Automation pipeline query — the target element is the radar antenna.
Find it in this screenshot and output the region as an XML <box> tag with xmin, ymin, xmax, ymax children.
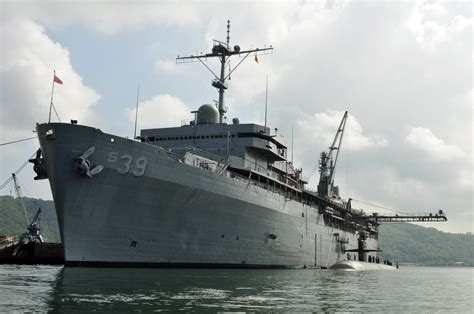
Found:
<box><xmin>176</xmin><ymin>20</ymin><xmax>273</xmax><ymax>123</ymax></box>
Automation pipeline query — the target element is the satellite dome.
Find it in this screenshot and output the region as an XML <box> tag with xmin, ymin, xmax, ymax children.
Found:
<box><xmin>196</xmin><ymin>104</ymin><xmax>219</xmax><ymax>124</ymax></box>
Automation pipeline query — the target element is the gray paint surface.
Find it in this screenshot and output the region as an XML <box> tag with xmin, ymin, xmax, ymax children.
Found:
<box><xmin>36</xmin><ymin>123</ymin><xmax>378</xmax><ymax>268</ymax></box>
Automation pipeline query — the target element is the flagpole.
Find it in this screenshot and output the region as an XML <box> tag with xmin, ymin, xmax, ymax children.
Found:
<box><xmin>48</xmin><ymin>70</ymin><xmax>56</xmax><ymax>123</ymax></box>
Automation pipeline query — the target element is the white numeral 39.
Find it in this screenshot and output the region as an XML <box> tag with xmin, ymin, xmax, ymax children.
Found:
<box><xmin>108</xmin><ymin>152</ymin><xmax>148</xmax><ymax>177</ymax></box>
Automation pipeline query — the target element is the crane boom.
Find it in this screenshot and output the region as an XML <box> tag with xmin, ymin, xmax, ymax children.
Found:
<box><xmin>318</xmin><ymin>111</ymin><xmax>349</xmax><ymax>197</ymax></box>
<box><xmin>328</xmin><ymin>111</ymin><xmax>348</xmax><ymax>191</ymax></box>
<box><xmin>12</xmin><ymin>173</ymin><xmax>29</xmax><ymax>224</ymax></box>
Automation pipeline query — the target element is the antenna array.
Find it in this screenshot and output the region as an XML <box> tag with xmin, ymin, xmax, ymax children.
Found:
<box><xmin>176</xmin><ymin>20</ymin><xmax>273</xmax><ymax>123</ymax></box>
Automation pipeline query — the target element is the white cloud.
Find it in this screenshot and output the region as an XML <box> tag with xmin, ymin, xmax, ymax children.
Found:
<box><xmin>449</xmin><ymin>15</ymin><xmax>473</xmax><ymax>33</ymax></box>
<box><xmin>2</xmin><ymin>1</ymin><xmax>202</xmax><ymax>35</ymax></box>
<box><xmin>456</xmin><ymin>169</ymin><xmax>473</xmax><ymax>190</ymax></box>
<box><xmin>349</xmin><ymin>166</ymin><xmax>428</xmax><ymax>214</ymax></box>
<box><xmin>346</xmin><ymin>164</ymin><xmax>473</xmax><ymax>234</ymax></box>
<box><xmin>127</xmin><ymin>94</ymin><xmax>191</xmax><ymax>130</ymax></box>
<box><xmin>406</xmin><ymin>127</ymin><xmax>465</xmax><ymax>161</ymax></box>
<box><xmin>406</xmin><ymin>1</ymin><xmax>473</xmax><ymax>50</ymax></box>
<box><xmin>154</xmin><ymin>58</ymin><xmax>190</xmax><ymax>77</ymax></box>
<box><xmin>296</xmin><ymin>110</ymin><xmax>388</xmax><ymax>152</ymax></box>
<box><xmin>0</xmin><ymin>19</ymin><xmax>101</xmax><ymax>141</ymax></box>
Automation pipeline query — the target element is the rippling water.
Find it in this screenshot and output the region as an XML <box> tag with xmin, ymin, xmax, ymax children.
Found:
<box><xmin>0</xmin><ymin>265</ymin><xmax>472</xmax><ymax>312</ymax></box>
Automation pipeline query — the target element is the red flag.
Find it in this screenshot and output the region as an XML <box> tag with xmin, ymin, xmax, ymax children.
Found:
<box><xmin>54</xmin><ymin>74</ymin><xmax>63</xmax><ymax>85</ymax></box>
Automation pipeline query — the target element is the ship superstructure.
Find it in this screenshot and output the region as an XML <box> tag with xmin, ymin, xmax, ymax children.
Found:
<box><xmin>29</xmin><ymin>22</ymin><xmax>445</xmax><ymax>268</ymax></box>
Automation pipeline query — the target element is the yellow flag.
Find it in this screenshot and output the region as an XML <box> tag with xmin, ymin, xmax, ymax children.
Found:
<box><xmin>254</xmin><ymin>54</ymin><xmax>259</xmax><ymax>64</ymax></box>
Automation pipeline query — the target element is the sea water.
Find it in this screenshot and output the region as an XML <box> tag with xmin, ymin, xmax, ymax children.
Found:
<box><xmin>0</xmin><ymin>265</ymin><xmax>472</xmax><ymax>312</ymax></box>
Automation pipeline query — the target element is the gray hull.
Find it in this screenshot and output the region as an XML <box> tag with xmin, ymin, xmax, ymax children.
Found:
<box><xmin>37</xmin><ymin>123</ymin><xmax>378</xmax><ymax>268</ymax></box>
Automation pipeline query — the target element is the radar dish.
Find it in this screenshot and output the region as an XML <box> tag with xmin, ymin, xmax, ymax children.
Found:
<box><xmin>196</xmin><ymin>104</ymin><xmax>219</xmax><ymax>124</ymax></box>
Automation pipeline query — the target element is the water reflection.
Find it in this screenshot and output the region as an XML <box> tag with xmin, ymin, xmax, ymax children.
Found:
<box><xmin>0</xmin><ymin>265</ymin><xmax>62</xmax><ymax>312</ymax></box>
<box><xmin>46</xmin><ymin>267</ymin><xmax>387</xmax><ymax>312</ymax></box>
<box><xmin>40</xmin><ymin>266</ymin><xmax>474</xmax><ymax>312</ymax></box>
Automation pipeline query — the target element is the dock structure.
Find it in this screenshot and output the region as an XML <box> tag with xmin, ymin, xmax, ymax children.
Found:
<box><xmin>365</xmin><ymin>211</ymin><xmax>448</xmax><ymax>223</ymax></box>
<box><xmin>0</xmin><ymin>241</ymin><xmax>63</xmax><ymax>265</ymax></box>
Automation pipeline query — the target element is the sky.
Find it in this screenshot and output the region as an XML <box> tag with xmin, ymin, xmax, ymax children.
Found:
<box><xmin>0</xmin><ymin>0</ymin><xmax>472</xmax><ymax>233</ymax></box>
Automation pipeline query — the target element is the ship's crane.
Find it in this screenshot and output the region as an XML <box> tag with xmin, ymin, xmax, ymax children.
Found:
<box><xmin>24</xmin><ymin>207</ymin><xmax>43</xmax><ymax>243</ymax></box>
<box><xmin>11</xmin><ymin>173</ymin><xmax>29</xmax><ymax>225</ymax></box>
<box><xmin>318</xmin><ymin>111</ymin><xmax>348</xmax><ymax>197</ymax></box>
<box><xmin>349</xmin><ymin>199</ymin><xmax>448</xmax><ymax>223</ymax></box>
<box><xmin>11</xmin><ymin>173</ymin><xmax>44</xmax><ymax>243</ymax></box>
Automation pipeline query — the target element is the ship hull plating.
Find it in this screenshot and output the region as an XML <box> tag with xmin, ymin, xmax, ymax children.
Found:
<box><xmin>37</xmin><ymin>123</ymin><xmax>378</xmax><ymax>268</ymax></box>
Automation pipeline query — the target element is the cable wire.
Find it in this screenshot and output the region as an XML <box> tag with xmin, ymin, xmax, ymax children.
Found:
<box><xmin>351</xmin><ymin>199</ymin><xmax>407</xmax><ymax>215</ymax></box>
<box><xmin>0</xmin><ymin>136</ymin><xmax>37</xmax><ymax>146</ymax></box>
<box><xmin>0</xmin><ymin>151</ymin><xmax>37</xmax><ymax>190</ymax></box>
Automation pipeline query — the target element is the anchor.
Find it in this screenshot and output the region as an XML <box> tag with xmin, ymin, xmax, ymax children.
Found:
<box><xmin>29</xmin><ymin>148</ymin><xmax>48</xmax><ymax>180</ymax></box>
<box><xmin>73</xmin><ymin>146</ymin><xmax>103</xmax><ymax>178</ymax></box>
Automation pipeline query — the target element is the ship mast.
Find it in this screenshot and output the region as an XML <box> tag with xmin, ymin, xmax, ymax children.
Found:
<box><xmin>176</xmin><ymin>20</ymin><xmax>273</xmax><ymax>123</ymax></box>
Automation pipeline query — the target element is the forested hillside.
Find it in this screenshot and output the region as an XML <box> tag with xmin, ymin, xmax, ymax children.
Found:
<box><xmin>379</xmin><ymin>223</ymin><xmax>473</xmax><ymax>266</ymax></box>
<box><xmin>1</xmin><ymin>196</ymin><xmax>472</xmax><ymax>266</ymax></box>
<box><xmin>0</xmin><ymin>195</ymin><xmax>60</xmax><ymax>242</ymax></box>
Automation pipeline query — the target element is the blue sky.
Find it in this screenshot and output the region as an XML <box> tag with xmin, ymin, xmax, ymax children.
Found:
<box><xmin>0</xmin><ymin>0</ymin><xmax>472</xmax><ymax>233</ymax></box>
<box><xmin>48</xmin><ymin>25</ymin><xmax>208</xmax><ymax>124</ymax></box>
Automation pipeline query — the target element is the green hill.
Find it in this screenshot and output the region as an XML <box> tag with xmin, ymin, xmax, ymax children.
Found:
<box><xmin>0</xmin><ymin>196</ymin><xmax>472</xmax><ymax>266</ymax></box>
<box><xmin>378</xmin><ymin>223</ymin><xmax>473</xmax><ymax>266</ymax></box>
<box><xmin>0</xmin><ymin>195</ymin><xmax>60</xmax><ymax>242</ymax></box>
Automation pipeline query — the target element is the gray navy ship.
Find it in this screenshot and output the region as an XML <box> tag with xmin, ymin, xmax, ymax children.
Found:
<box><xmin>29</xmin><ymin>22</ymin><xmax>446</xmax><ymax>268</ymax></box>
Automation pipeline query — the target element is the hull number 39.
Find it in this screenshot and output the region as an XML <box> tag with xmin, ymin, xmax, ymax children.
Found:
<box><xmin>108</xmin><ymin>152</ymin><xmax>148</xmax><ymax>177</ymax></box>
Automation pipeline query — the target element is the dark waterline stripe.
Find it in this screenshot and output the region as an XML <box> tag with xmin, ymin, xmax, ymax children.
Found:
<box><xmin>65</xmin><ymin>260</ymin><xmax>321</xmax><ymax>269</ymax></box>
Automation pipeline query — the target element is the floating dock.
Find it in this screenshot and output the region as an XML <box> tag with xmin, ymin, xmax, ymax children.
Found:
<box><xmin>0</xmin><ymin>241</ymin><xmax>64</xmax><ymax>265</ymax></box>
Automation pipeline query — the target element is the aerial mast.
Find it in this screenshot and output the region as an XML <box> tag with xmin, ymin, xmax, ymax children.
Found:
<box><xmin>176</xmin><ymin>20</ymin><xmax>273</xmax><ymax>123</ymax></box>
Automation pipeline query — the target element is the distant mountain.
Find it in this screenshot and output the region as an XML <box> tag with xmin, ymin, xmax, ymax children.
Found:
<box><xmin>1</xmin><ymin>196</ymin><xmax>472</xmax><ymax>266</ymax></box>
<box><xmin>0</xmin><ymin>195</ymin><xmax>60</xmax><ymax>243</ymax></box>
<box><xmin>378</xmin><ymin>223</ymin><xmax>473</xmax><ymax>266</ymax></box>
